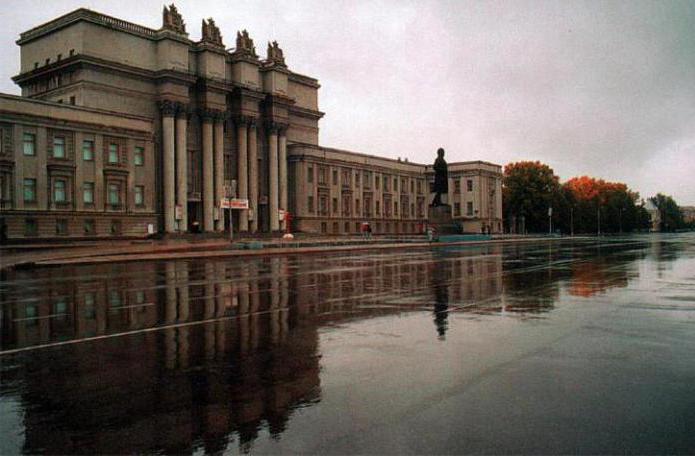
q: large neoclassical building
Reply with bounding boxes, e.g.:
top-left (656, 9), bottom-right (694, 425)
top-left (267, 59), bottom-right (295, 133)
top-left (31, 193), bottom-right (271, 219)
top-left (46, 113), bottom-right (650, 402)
top-left (0, 5), bottom-right (502, 240)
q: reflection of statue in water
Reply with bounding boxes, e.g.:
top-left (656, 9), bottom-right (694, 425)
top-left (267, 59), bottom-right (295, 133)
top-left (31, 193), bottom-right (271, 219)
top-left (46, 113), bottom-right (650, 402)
top-left (430, 254), bottom-right (449, 340)
top-left (432, 147), bottom-right (448, 207)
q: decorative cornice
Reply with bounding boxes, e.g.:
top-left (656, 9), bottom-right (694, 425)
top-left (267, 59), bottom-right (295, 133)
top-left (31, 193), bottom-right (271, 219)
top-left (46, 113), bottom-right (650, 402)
top-left (17, 8), bottom-right (191, 46)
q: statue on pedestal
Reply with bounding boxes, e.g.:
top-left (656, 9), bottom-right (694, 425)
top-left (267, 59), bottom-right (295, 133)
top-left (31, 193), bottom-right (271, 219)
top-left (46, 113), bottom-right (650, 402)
top-left (431, 147), bottom-right (448, 207)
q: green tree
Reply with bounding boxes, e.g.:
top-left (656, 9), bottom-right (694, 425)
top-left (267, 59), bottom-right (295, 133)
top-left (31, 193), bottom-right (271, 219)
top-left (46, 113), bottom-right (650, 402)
top-left (649, 193), bottom-right (685, 232)
top-left (503, 161), bottom-right (560, 233)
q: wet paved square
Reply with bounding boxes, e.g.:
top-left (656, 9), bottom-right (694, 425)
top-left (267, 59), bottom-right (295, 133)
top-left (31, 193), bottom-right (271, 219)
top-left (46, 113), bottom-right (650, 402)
top-left (1, 234), bottom-right (694, 454)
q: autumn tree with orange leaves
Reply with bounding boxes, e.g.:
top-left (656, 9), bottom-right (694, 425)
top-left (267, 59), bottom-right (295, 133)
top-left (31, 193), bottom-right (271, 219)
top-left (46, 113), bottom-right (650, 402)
top-left (503, 162), bottom-right (650, 234)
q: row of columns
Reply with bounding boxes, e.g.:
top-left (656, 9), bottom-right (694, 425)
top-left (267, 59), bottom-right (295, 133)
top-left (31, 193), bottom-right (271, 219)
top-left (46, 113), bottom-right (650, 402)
top-left (236, 117), bottom-right (288, 233)
top-left (161, 100), bottom-right (288, 234)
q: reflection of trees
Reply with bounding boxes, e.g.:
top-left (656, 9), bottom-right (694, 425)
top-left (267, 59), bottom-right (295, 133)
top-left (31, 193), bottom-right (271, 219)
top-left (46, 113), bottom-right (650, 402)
top-left (501, 243), bottom-right (568, 314)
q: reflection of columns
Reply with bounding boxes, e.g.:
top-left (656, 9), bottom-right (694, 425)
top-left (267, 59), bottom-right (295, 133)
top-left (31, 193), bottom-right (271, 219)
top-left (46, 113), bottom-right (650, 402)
top-left (165, 262), bottom-right (177, 324)
top-left (236, 117), bottom-right (249, 232)
top-left (202, 111), bottom-right (214, 232)
top-left (248, 120), bottom-right (258, 233)
top-left (175, 106), bottom-right (188, 232)
top-left (214, 117), bottom-right (225, 232)
top-left (176, 261), bottom-right (189, 322)
top-left (271, 257), bottom-right (280, 344)
top-left (239, 267), bottom-right (250, 355)
top-left (268, 125), bottom-right (279, 232)
top-left (279, 129), bottom-right (288, 230)
top-left (161, 101), bottom-right (176, 233)
top-left (204, 262), bottom-right (215, 320)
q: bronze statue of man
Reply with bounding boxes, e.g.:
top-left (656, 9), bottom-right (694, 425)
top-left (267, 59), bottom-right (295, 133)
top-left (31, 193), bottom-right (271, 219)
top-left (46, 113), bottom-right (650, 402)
top-left (432, 147), bottom-right (448, 206)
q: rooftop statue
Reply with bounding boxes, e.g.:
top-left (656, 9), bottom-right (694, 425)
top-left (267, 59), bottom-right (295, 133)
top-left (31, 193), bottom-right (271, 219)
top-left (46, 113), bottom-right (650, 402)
top-left (236, 30), bottom-right (258, 57)
top-left (432, 147), bottom-right (448, 206)
top-left (201, 18), bottom-right (223, 46)
top-left (162, 4), bottom-right (186, 34)
top-left (267, 41), bottom-right (286, 66)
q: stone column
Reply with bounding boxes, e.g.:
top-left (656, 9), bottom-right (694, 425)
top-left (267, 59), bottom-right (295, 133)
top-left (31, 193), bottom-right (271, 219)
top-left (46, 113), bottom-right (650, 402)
top-left (236, 117), bottom-right (249, 232)
top-left (279, 128), bottom-right (288, 230)
top-left (248, 119), bottom-right (258, 233)
top-left (175, 105), bottom-right (188, 232)
top-left (268, 124), bottom-right (279, 232)
top-left (213, 116), bottom-right (225, 232)
top-left (202, 111), bottom-right (214, 232)
top-left (160, 101), bottom-right (176, 233)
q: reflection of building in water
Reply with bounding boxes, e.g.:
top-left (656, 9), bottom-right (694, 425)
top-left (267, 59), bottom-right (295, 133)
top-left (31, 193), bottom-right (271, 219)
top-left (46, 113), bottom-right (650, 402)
top-left (1, 258), bottom-right (317, 454)
top-left (0, 249), bottom-right (512, 453)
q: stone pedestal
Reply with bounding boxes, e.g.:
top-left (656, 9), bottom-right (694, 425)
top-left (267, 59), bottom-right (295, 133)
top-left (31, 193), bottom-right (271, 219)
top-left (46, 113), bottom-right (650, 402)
top-left (427, 204), bottom-right (461, 234)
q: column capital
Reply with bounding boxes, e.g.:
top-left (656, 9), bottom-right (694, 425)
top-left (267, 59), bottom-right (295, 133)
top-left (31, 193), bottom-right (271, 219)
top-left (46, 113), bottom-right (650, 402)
top-left (199, 108), bottom-right (223, 123)
top-left (175, 102), bottom-right (191, 119)
top-left (266, 121), bottom-right (288, 134)
top-left (235, 114), bottom-right (255, 128)
top-left (159, 99), bottom-right (177, 117)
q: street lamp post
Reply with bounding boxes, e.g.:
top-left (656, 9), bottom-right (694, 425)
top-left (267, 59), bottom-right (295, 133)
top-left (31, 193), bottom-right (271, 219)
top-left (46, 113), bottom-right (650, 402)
top-left (597, 205), bottom-right (601, 236)
top-left (570, 206), bottom-right (574, 237)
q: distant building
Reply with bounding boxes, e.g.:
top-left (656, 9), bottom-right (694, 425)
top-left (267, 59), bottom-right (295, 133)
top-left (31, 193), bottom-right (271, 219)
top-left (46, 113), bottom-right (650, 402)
top-left (680, 206), bottom-right (695, 225)
top-left (644, 199), bottom-right (661, 232)
top-left (0, 6), bottom-right (502, 240)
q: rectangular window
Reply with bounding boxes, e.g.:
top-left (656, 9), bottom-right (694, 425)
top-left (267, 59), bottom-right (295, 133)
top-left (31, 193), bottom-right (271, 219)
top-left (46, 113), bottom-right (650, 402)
top-left (134, 146), bottom-right (144, 166)
top-left (332, 197), bottom-right (338, 214)
top-left (134, 185), bottom-right (144, 206)
top-left (108, 183), bottom-right (120, 205)
top-left (84, 219), bottom-right (95, 235)
top-left (375, 176), bottom-right (380, 190)
top-left (84, 292), bottom-right (96, 318)
top-left (83, 182), bottom-right (94, 204)
top-left (23, 133), bottom-right (36, 156)
top-left (307, 166), bottom-right (313, 183)
top-left (109, 290), bottom-right (121, 309)
top-left (454, 202), bottom-right (461, 216)
top-left (108, 144), bottom-right (119, 164)
top-left (23, 178), bottom-right (36, 202)
top-left (332, 170), bottom-right (338, 185)
top-left (82, 140), bottom-right (94, 161)
top-left (454, 180), bottom-right (461, 193)
top-left (394, 202), bottom-right (399, 216)
top-left (355, 172), bottom-right (360, 186)
top-left (53, 179), bottom-right (66, 202)
top-left (376, 201), bottom-right (380, 215)
top-left (52, 136), bottom-right (65, 158)
top-left (110, 220), bottom-right (122, 235)
top-left (467, 179), bottom-right (473, 192)
top-left (467, 202), bottom-right (474, 216)
top-left (307, 195), bottom-right (314, 213)
top-left (393, 178), bottom-right (398, 191)
top-left (69, 96), bottom-right (75, 105)
top-left (411, 180), bottom-right (414, 193)
top-left (355, 199), bottom-right (360, 215)
top-left (25, 218), bottom-right (38, 236)
top-left (56, 219), bottom-right (68, 235)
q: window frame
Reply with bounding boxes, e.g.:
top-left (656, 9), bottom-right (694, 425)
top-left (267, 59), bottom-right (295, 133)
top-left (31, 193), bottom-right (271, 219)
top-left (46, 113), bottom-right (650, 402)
top-left (23, 132), bottom-right (36, 156)
top-left (52, 136), bottom-right (66, 159)
top-left (134, 146), bottom-right (144, 166)
top-left (23, 178), bottom-right (37, 203)
top-left (82, 139), bottom-right (95, 161)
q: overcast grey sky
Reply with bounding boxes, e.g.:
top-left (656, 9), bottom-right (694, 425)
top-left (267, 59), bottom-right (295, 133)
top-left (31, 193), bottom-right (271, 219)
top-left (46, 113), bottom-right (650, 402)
top-left (1, 0), bottom-right (693, 203)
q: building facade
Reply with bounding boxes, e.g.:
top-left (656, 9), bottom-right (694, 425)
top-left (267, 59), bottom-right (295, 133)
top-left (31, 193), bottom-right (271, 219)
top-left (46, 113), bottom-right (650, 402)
top-left (0, 6), bottom-right (502, 240)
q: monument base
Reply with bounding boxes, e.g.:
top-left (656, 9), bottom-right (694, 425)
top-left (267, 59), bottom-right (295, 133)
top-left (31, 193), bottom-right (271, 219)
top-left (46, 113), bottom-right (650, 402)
top-left (427, 204), bottom-right (461, 235)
